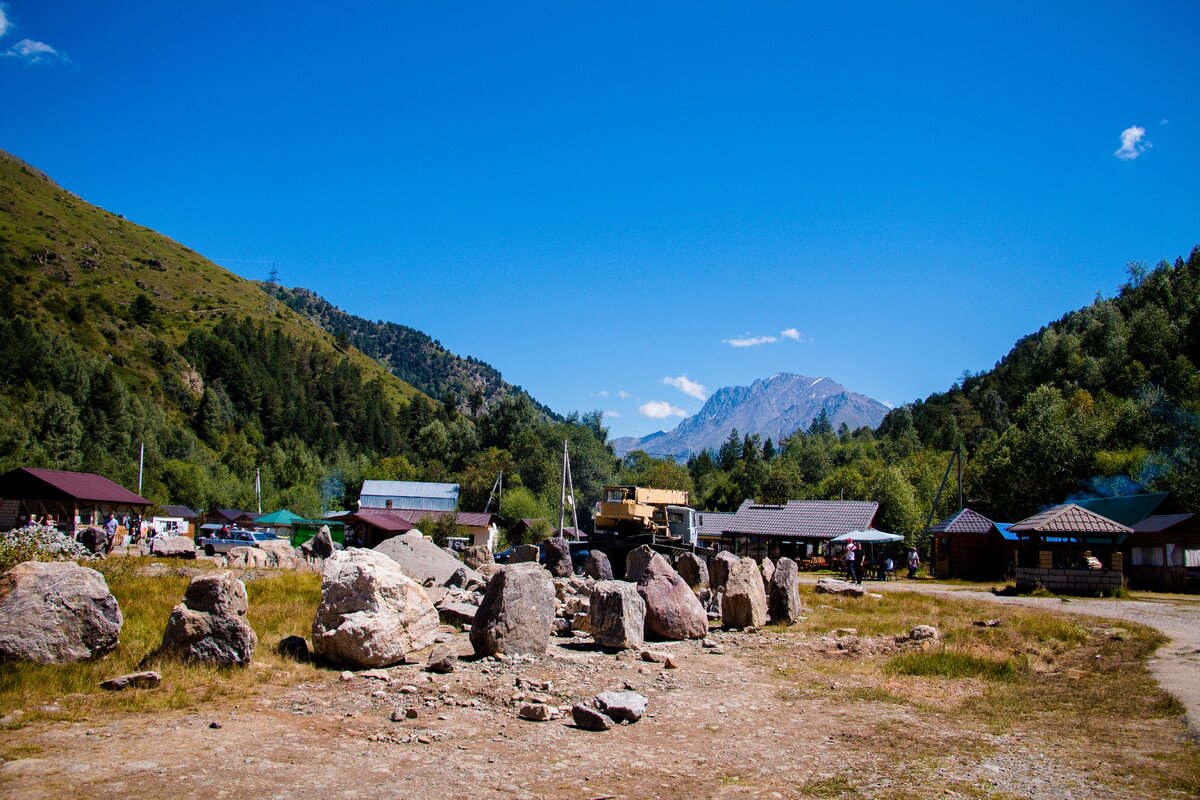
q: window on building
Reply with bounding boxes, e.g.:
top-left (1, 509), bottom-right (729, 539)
top-left (1131, 546), bottom-right (1163, 566)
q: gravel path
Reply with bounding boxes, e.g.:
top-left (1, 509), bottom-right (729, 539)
top-left (801, 575), bottom-right (1200, 740)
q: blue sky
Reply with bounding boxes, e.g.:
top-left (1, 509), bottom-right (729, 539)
top-left (2, 2), bottom-right (1197, 440)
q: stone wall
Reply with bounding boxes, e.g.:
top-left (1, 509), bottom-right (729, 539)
top-left (1014, 566), bottom-right (1124, 595)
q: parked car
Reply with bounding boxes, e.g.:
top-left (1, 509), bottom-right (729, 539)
top-left (198, 528), bottom-right (278, 557)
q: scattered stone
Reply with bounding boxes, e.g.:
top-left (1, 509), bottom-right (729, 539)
top-left (583, 550), bottom-right (613, 581)
top-left (257, 539), bottom-right (301, 568)
top-left (624, 545), bottom-right (655, 583)
top-left (709, 551), bottom-right (740, 594)
top-left (833, 628), bottom-right (858, 636)
top-left (426, 645), bottom-right (458, 674)
top-left (975, 619), bottom-right (1004, 628)
top-left (470, 562), bottom-right (556, 657)
top-left (0, 561), bottom-right (123, 664)
top-left (815, 578), bottom-right (867, 597)
top-left (276, 635), bottom-right (310, 662)
top-left (640, 649), bottom-right (671, 663)
top-left (768, 557), bottom-right (802, 624)
top-left (462, 545), bottom-right (494, 571)
top-left (209, 721), bottom-right (222, 729)
top-left (572, 611), bottom-right (592, 633)
top-left (595, 691), bottom-right (648, 723)
top-left (702, 638), bottom-right (718, 648)
top-left (908, 625), bottom-right (940, 641)
top-left (311, 549), bottom-right (439, 668)
top-left (99, 671), bottom-right (161, 691)
top-left (160, 572), bottom-right (257, 666)
top-left (572, 704), bottom-right (613, 731)
top-left (542, 536), bottom-right (573, 578)
top-left (406, 708), bottom-right (419, 719)
top-left (149, 535), bottom-right (196, 559)
top-left (340, 670), bottom-right (355, 681)
top-left (359, 668), bottom-right (392, 680)
top-left (637, 553), bottom-right (708, 640)
top-left (663, 655), bottom-right (679, 669)
top-left (760, 556), bottom-right (775, 590)
top-left (721, 557), bottom-right (768, 629)
top-left (675, 552), bottom-right (709, 590)
top-left (517, 702), bottom-right (560, 721)
top-left (476, 563), bottom-right (505, 583)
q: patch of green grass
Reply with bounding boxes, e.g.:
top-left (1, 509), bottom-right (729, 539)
top-left (800, 775), bottom-right (862, 797)
top-left (884, 649), bottom-right (1029, 681)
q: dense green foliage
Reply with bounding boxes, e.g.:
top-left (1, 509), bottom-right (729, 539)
top-left (268, 285), bottom-right (557, 419)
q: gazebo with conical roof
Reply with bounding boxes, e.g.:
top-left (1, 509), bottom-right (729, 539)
top-left (1009, 503), bottom-right (1131, 594)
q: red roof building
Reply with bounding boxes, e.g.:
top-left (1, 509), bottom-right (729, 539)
top-left (0, 467), bottom-right (151, 535)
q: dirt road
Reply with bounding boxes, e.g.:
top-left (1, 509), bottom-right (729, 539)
top-left (817, 576), bottom-right (1200, 740)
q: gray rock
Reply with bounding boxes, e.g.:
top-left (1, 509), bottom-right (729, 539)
top-left (909, 625), bottom-right (940, 641)
top-left (305, 526), bottom-right (335, 559)
top-left (542, 536), bottom-right (573, 578)
top-left (0, 561), bottom-right (122, 663)
top-left (583, 550), bottom-right (613, 581)
top-left (589, 580), bottom-right (646, 650)
top-left (312, 549), bottom-right (439, 668)
top-left (624, 545), bottom-right (655, 583)
top-left (444, 566), bottom-right (483, 591)
top-left (469, 562), bottom-right (555, 657)
top-left (675, 552), bottom-right (709, 590)
top-left (637, 553), bottom-right (708, 640)
top-left (374, 531), bottom-right (485, 587)
top-left (517, 702), bottom-right (560, 721)
top-left (510, 544), bottom-right (540, 564)
top-left (760, 556), bottom-right (775, 590)
top-left (462, 545), bottom-right (493, 571)
top-left (768, 557), bottom-right (802, 624)
top-left (257, 539), bottom-right (300, 568)
top-left (572, 704), bottom-right (613, 731)
top-left (160, 572), bottom-right (257, 666)
top-left (595, 691), bottom-right (648, 723)
top-left (100, 671), bottom-right (161, 691)
top-left (226, 546), bottom-right (272, 569)
top-left (437, 602), bottom-right (479, 628)
top-left (150, 535), bottom-right (196, 559)
top-left (78, 526), bottom-right (111, 556)
top-left (722, 557), bottom-right (768, 629)
top-left (425, 644), bottom-right (458, 673)
top-left (709, 551), bottom-right (740, 594)
top-left (477, 563), bottom-right (505, 583)
top-left (815, 577), bottom-right (867, 597)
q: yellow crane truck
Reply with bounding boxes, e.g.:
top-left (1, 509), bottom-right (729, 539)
top-left (590, 486), bottom-right (713, 572)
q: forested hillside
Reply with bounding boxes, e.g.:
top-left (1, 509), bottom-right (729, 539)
top-left (267, 284), bottom-right (556, 419)
top-left (652, 249), bottom-right (1200, 536)
top-left (0, 149), bottom-right (614, 532)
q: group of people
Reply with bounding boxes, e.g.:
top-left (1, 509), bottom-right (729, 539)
top-left (843, 539), bottom-right (921, 585)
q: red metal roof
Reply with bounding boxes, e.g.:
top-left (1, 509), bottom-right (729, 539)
top-left (0, 467), bottom-right (150, 506)
top-left (930, 508), bottom-right (996, 534)
top-left (1009, 503), bottom-right (1131, 535)
top-left (358, 508), bottom-right (499, 528)
top-left (720, 499), bottom-right (879, 540)
top-left (347, 513), bottom-right (417, 533)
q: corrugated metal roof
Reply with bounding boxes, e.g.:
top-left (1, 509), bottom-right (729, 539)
top-left (358, 508), bottom-right (498, 528)
top-left (1131, 513), bottom-right (1196, 533)
top-left (1075, 493), bottom-right (1168, 527)
top-left (0, 467), bottom-right (150, 505)
top-left (360, 481), bottom-right (460, 500)
top-left (930, 508), bottom-right (996, 534)
top-left (697, 511), bottom-right (737, 537)
top-left (161, 504), bottom-right (199, 518)
top-left (1009, 504), bottom-right (1131, 535)
top-left (719, 499), bottom-right (879, 540)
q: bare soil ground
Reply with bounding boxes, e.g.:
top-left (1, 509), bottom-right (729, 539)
top-left (2, 586), bottom-right (1198, 799)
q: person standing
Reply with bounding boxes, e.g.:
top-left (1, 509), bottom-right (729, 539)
top-left (845, 538), bottom-right (860, 584)
top-left (907, 548), bottom-right (921, 579)
top-left (104, 513), bottom-right (119, 553)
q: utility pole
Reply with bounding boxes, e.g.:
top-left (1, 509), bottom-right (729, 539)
top-left (255, 467), bottom-right (262, 513)
top-left (484, 471), bottom-right (503, 513)
top-left (558, 440), bottom-right (568, 535)
top-left (137, 442), bottom-right (145, 496)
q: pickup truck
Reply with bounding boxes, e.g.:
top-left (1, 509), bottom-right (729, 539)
top-left (198, 528), bottom-right (278, 557)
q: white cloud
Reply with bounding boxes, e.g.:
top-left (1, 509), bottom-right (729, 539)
top-left (618, 390), bottom-right (631, 400)
top-left (663, 374), bottom-right (707, 401)
top-left (603, 409), bottom-right (621, 419)
top-left (724, 335), bottom-right (778, 348)
top-left (597, 390), bottom-right (609, 398)
top-left (0, 7), bottom-right (10, 37)
top-left (4, 38), bottom-right (69, 65)
top-left (1114, 125), bottom-right (1151, 160)
top-left (639, 400), bottom-right (688, 419)
top-left (1160, 118), bottom-right (1169, 126)
top-left (780, 328), bottom-right (801, 341)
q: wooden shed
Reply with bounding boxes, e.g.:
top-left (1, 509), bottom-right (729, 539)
top-left (0, 467), bottom-right (151, 538)
top-left (929, 508), bottom-right (1015, 580)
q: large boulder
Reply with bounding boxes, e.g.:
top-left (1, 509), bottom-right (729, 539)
top-left (675, 552), bottom-right (708, 590)
top-left (768, 557), bottom-right (802, 624)
top-left (374, 531), bottom-right (484, 586)
top-left (0, 561), bottom-right (123, 663)
top-left (150, 535), bottom-right (196, 559)
top-left (583, 550), bottom-right (613, 581)
top-left (257, 538), bottom-right (300, 568)
top-left (301, 526), bottom-right (335, 559)
top-left (226, 546), bottom-right (272, 569)
top-left (589, 580), bottom-right (646, 650)
top-left (312, 549), bottom-right (439, 668)
top-left (709, 550), bottom-right (739, 593)
top-left (721, 557), bottom-right (768, 629)
top-left (625, 545), bottom-right (655, 583)
top-left (469, 562), bottom-right (555, 657)
top-left (636, 553), bottom-right (708, 640)
top-left (511, 544), bottom-right (540, 564)
top-left (78, 525), bottom-right (111, 556)
top-left (160, 572), bottom-right (257, 666)
top-left (760, 557), bottom-right (776, 590)
top-left (462, 545), bottom-right (493, 571)
top-left (542, 536), bottom-right (573, 578)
